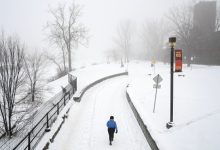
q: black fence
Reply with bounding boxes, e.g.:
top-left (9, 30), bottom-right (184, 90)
top-left (12, 75), bottom-right (77, 150)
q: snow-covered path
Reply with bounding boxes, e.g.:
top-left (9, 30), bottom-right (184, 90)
top-left (49, 76), bottom-right (151, 150)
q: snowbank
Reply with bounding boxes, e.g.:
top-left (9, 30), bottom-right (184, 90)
top-left (44, 63), bottom-right (125, 102)
top-left (127, 61), bottom-right (220, 150)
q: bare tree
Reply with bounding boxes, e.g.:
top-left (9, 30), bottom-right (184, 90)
top-left (45, 52), bottom-right (63, 73)
top-left (60, 42), bottom-right (67, 71)
top-left (104, 48), bottom-right (121, 63)
top-left (46, 2), bottom-right (88, 72)
top-left (24, 52), bottom-right (46, 102)
top-left (167, 2), bottom-right (195, 66)
top-left (113, 21), bottom-right (133, 64)
top-left (141, 19), bottom-right (169, 61)
top-left (55, 39), bottom-right (68, 72)
top-left (0, 33), bottom-right (25, 137)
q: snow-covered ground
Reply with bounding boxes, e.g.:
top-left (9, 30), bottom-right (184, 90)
top-left (36, 61), bottom-right (220, 150)
top-left (37, 77), bottom-right (150, 150)
top-left (127, 61), bottom-right (220, 150)
top-left (44, 63), bottom-right (125, 102)
top-left (0, 63), bottom-right (125, 150)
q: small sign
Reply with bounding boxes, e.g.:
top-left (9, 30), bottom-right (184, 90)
top-left (153, 84), bottom-right (161, 89)
top-left (152, 74), bottom-right (162, 113)
top-left (175, 49), bottom-right (182, 72)
top-left (153, 74), bottom-right (163, 84)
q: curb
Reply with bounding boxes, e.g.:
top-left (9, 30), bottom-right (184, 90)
top-left (73, 72), bottom-right (128, 102)
top-left (126, 89), bottom-right (159, 150)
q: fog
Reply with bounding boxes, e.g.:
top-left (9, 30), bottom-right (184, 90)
top-left (0, 0), bottom-right (216, 64)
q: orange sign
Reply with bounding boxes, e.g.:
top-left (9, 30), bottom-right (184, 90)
top-left (175, 50), bottom-right (182, 72)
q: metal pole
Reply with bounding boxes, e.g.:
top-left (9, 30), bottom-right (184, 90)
top-left (170, 46), bottom-right (174, 123)
top-left (28, 132), bottom-right (31, 150)
top-left (57, 102), bottom-right (59, 115)
top-left (75, 78), bottom-right (77, 91)
top-left (45, 112), bottom-right (51, 132)
top-left (153, 75), bottom-right (159, 113)
top-left (167, 37), bottom-right (176, 129)
top-left (46, 113), bottom-right (49, 129)
top-left (64, 95), bottom-right (66, 106)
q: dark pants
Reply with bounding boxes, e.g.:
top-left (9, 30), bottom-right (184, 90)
top-left (108, 128), bottom-right (115, 142)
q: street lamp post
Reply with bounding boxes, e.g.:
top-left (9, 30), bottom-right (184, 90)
top-left (166, 37), bottom-right (176, 129)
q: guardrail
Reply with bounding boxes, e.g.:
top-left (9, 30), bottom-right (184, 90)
top-left (12, 75), bottom-right (77, 150)
top-left (9, 72), bottom-right (128, 149)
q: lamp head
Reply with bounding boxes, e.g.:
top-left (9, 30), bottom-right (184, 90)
top-left (169, 37), bottom-right (176, 47)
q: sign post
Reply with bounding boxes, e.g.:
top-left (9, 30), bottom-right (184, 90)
top-left (167, 37), bottom-right (176, 129)
top-left (153, 74), bottom-right (163, 113)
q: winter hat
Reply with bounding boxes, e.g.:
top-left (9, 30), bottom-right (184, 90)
top-left (110, 116), bottom-right (114, 119)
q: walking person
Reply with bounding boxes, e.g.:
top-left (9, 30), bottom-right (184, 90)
top-left (106, 116), bottom-right (118, 145)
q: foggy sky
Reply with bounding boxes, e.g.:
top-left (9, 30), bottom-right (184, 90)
top-left (0, 0), bottom-right (192, 63)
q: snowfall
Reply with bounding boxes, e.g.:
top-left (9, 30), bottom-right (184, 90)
top-left (35, 61), bottom-right (220, 150)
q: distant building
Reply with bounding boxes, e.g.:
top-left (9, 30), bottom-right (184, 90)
top-left (193, 1), bottom-right (216, 35)
top-left (192, 1), bottom-right (220, 65)
top-left (196, 31), bottom-right (220, 65)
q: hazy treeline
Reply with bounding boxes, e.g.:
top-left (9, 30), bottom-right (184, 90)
top-left (0, 32), bottom-right (48, 137)
top-left (107, 1), bottom-right (220, 66)
top-left (0, 1), bottom-right (89, 138)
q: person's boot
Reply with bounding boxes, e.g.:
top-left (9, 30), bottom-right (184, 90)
top-left (109, 141), bottom-right (112, 145)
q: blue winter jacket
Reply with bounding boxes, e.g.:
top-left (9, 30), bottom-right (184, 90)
top-left (106, 119), bottom-right (118, 129)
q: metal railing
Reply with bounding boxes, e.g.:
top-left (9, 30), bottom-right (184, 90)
top-left (12, 76), bottom-right (77, 150)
